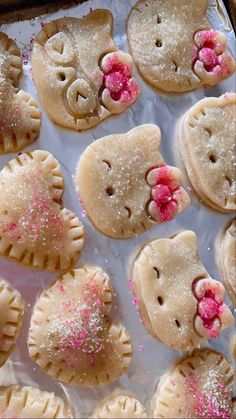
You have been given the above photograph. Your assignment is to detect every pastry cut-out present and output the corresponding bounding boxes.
[91,393,147,418]
[0,150,84,271]
[0,32,41,153]
[127,0,235,93]
[179,93,236,212]
[28,265,133,386]
[132,230,233,351]
[151,348,234,418]
[0,386,74,418]
[0,279,24,367]
[31,10,140,130]
[76,125,190,238]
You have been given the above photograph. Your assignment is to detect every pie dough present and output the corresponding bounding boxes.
[90,393,147,418]
[132,230,233,351]
[127,0,235,93]
[179,93,236,212]
[0,279,24,367]
[76,125,190,239]
[0,32,41,153]
[32,10,140,131]
[0,150,84,271]
[217,219,236,307]
[0,385,74,418]
[28,265,133,386]
[151,348,234,418]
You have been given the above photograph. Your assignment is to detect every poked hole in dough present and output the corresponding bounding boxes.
[225,175,232,187]
[174,318,182,331]
[56,72,66,82]
[205,127,212,137]
[157,296,164,305]
[106,186,114,196]
[153,267,160,278]
[103,160,111,170]
[124,206,132,219]
[155,39,163,48]
[156,15,161,24]
[208,152,218,163]
[171,60,178,73]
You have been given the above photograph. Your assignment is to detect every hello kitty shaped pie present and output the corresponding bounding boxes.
[31,10,140,131]
[151,348,234,418]
[0,150,84,271]
[91,393,147,418]
[0,32,41,153]
[76,125,190,239]
[127,0,235,93]
[28,265,132,386]
[179,93,236,212]
[0,386,74,418]
[132,231,233,351]
[0,279,24,367]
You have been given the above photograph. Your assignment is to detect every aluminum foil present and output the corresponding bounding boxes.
[0,0,235,417]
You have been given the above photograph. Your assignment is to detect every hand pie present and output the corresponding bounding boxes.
[0,386,74,418]
[28,265,132,386]
[76,125,190,238]
[31,10,140,131]
[132,230,233,351]
[151,349,234,418]
[0,32,41,153]
[179,93,236,212]
[0,279,24,367]
[91,393,147,418]
[0,150,84,271]
[127,0,235,93]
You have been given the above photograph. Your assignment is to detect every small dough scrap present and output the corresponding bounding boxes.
[76,124,190,239]
[91,393,147,418]
[127,1,235,93]
[218,219,236,307]
[32,11,140,131]
[28,265,133,386]
[0,279,24,366]
[0,150,84,271]
[179,93,236,212]
[0,385,74,418]
[132,230,233,351]
[0,32,41,153]
[151,348,234,418]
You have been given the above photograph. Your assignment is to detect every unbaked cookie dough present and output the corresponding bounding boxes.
[28,265,133,386]
[76,124,190,238]
[90,393,147,418]
[0,150,84,271]
[0,279,24,367]
[151,348,234,418]
[32,10,140,131]
[0,32,41,153]
[179,93,236,212]
[127,0,235,93]
[0,386,74,418]
[132,230,233,351]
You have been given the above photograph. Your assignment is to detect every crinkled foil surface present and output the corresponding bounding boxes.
[0,0,235,417]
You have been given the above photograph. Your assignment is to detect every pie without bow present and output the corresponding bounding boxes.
[90,393,147,418]
[28,265,133,386]
[0,32,41,153]
[0,279,24,367]
[31,10,140,131]
[0,150,84,271]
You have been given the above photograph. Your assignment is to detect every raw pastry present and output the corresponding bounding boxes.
[217,219,236,307]
[32,10,140,131]
[0,385,74,418]
[0,32,41,153]
[76,124,190,238]
[0,150,84,271]
[28,265,132,386]
[179,93,236,212]
[0,279,24,367]
[151,348,234,418]
[127,0,235,93]
[91,393,147,418]
[132,230,233,351]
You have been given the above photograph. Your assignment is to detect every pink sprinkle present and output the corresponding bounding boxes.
[138,344,144,352]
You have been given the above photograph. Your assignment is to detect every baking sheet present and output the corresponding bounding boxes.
[0,0,235,417]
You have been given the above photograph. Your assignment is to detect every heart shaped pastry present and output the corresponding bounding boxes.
[0,279,24,367]
[76,125,190,238]
[132,230,233,351]
[91,393,147,418]
[31,10,140,131]
[127,0,235,93]
[0,150,84,271]
[179,93,236,212]
[28,265,132,386]
[0,32,41,153]
[0,386,74,418]
[151,348,234,418]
